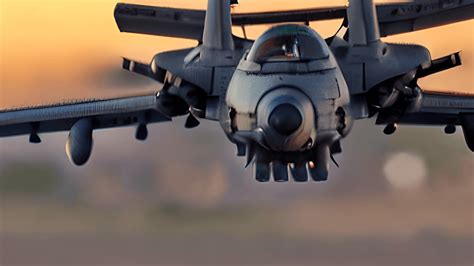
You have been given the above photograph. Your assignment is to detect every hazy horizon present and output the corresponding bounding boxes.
[0,1,473,265]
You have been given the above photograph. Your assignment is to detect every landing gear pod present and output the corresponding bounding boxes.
[65,118,94,166]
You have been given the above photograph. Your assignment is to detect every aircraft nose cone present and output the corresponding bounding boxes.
[268,104,302,136]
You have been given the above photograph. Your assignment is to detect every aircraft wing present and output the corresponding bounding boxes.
[377,0,474,37]
[391,91,474,125]
[0,93,169,138]
[114,0,474,41]
[376,90,474,151]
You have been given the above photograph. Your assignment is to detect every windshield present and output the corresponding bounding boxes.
[247,24,329,63]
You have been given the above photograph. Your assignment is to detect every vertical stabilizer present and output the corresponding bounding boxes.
[348,0,380,45]
[202,0,234,51]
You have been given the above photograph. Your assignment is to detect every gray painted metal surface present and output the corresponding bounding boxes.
[114,0,474,40]
[1,0,473,182]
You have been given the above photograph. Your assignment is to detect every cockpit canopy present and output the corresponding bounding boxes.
[247,24,329,64]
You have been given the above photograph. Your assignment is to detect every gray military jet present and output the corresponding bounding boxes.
[1,0,473,182]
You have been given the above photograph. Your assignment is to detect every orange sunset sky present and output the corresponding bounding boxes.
[0,0,473,108]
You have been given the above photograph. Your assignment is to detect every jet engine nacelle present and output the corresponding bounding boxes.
[65,118,94,166]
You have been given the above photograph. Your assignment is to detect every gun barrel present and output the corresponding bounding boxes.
[418,52,462,78]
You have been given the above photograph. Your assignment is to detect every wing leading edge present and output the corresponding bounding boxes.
[377,90,474,151]
[396,91,474,125]
[0,94,169,138]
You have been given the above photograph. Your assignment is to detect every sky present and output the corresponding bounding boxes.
[0,2,472,264]
[0,0,473,108]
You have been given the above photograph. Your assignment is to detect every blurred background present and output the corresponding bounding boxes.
[0,0,473,265]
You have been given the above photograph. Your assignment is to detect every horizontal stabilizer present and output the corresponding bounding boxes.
[231,6,346,26]
[377,0,474,37]
[115,3,205,40]
[115,1,474,40]
[114,3,345,41]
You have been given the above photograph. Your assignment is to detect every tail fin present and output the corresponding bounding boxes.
[202,0,234,51]
[347,0,380,45]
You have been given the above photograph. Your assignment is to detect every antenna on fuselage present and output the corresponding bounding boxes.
[347,0,380,45]
[202,0,235,51]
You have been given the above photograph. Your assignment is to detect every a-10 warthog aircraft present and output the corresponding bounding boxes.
[1,0,473,182]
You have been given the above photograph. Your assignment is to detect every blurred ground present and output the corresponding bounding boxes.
[1,0,473,265]
[1,118,473,265]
